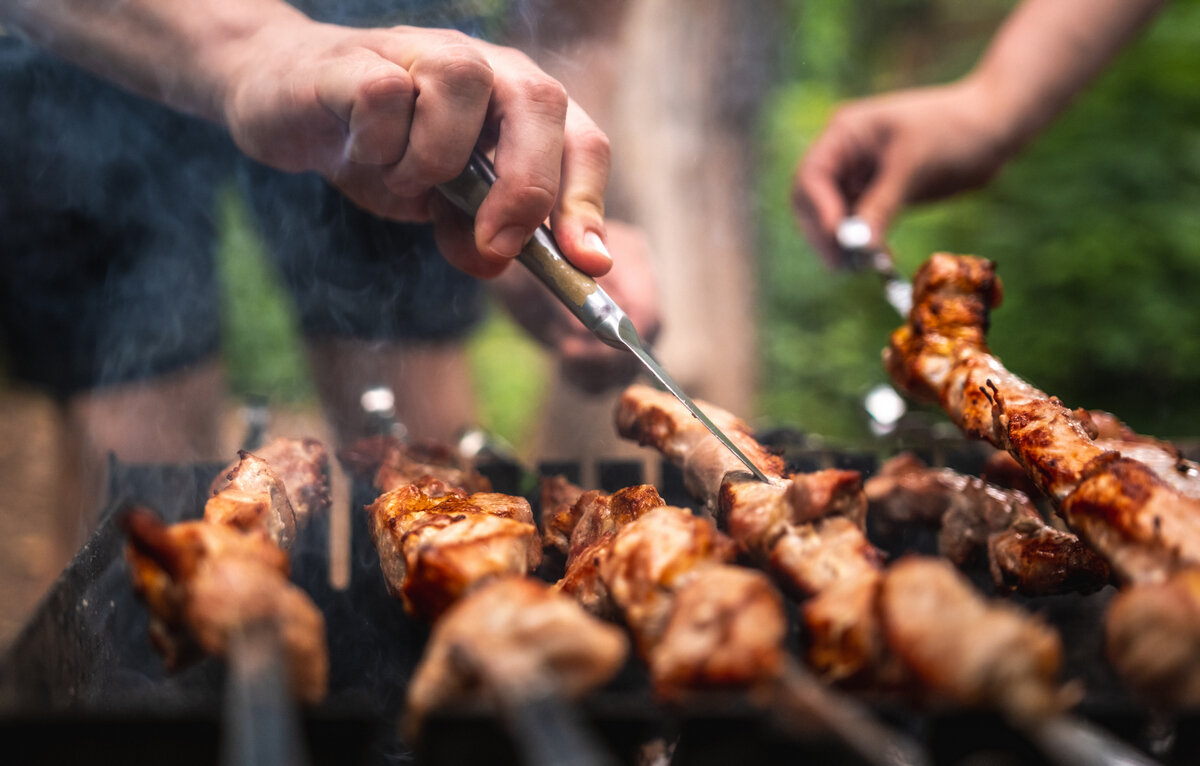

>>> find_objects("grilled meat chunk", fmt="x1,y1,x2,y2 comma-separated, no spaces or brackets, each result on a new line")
879,557,1065,718
204,451,298,548
866,453,1109,596
884,253,1200,584
339,435,493,494
1106,568,1200,710
122,508,328,703
213,437,331,530
406,576,628,728
366,478,541,620
538,474,587,560
556,485,667,618
600,505,739,654
615,384,785,503
803,556,1067,718
650,565,787,700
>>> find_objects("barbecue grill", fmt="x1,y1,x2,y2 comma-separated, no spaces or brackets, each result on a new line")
1,433,1197,765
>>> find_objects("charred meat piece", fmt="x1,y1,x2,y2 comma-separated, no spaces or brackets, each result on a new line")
538,474,587,560
879,557,1066,718
615,384,786,503
650,565,787,701
405,576,628,729
883,253,1200,584
618,383,878,602
122,508,328,703
366,478,542,621
866,453,1109,596
564,501,788,698
803,556,1068,719
339,435,492,494
204,451,298,548
556,485,666,618
1106,568,1200,710
600,505,739,656
211,437,331,531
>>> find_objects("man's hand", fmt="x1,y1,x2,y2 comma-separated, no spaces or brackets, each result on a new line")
493,220,660,393
793,80,1014,268
221,23,613,280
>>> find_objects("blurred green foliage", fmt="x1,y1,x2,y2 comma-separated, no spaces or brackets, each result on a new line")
214,187,315,403
759,0,1200,443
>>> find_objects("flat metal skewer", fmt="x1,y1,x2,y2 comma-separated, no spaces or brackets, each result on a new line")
439,150,773,483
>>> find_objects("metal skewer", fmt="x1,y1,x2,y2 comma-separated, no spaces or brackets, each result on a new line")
439,150,772,483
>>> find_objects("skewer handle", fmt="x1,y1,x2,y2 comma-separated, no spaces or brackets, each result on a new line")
438,150,612,329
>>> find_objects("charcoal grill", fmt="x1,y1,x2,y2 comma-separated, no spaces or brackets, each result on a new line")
1,436,1197,765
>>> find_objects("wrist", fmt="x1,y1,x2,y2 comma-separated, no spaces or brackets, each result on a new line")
192,2,312,126
955,69,1039,164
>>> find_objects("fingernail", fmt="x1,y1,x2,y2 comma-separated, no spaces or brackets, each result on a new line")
584,230,612,264
489,225,527,258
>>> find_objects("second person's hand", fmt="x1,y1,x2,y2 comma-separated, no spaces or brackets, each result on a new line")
792,78,1019,268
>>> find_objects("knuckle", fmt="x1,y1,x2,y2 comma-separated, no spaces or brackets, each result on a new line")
516,75,569,118
398,148,465,187
437,47,495,93
504,176,558,221
572,125,611,167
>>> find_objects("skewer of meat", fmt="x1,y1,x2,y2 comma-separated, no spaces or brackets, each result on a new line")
122,438,333,703
866,452,1110,596
353,445,628,762
616,384,1067,718
551,481,930,766
884,253,1200,712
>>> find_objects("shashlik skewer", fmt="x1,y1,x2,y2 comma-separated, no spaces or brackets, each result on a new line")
884,253,1200,711
349,442,628,761
884,253,1200,583
549,480,930,766
615,384,1171,765
122,438,332,703
615,385,1072,718
866,452,1111,596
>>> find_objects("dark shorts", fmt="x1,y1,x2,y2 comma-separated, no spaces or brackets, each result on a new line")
0,39,483,399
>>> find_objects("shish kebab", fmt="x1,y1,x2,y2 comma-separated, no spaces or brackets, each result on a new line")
885,252,1200,711
543,480,931,766
349,445,628,763
352,437,926,765
615,384,1066,716
616,384,1165,766
122,437,332,704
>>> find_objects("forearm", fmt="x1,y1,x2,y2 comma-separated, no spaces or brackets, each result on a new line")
0,0,309,124
967,0,1167,151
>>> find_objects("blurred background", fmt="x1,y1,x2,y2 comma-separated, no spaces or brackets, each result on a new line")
3,0,1200,644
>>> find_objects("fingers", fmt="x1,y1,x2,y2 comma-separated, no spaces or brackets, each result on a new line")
428,194,510,279
794,131,853,269
265,27,613,280
793,102,909,268
314,56,416,167
546,103,613,276
471,45,571,265
850,146,914,250
383,39,494,195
